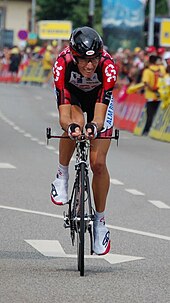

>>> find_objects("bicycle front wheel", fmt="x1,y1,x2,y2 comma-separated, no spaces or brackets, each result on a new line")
77,162,85,276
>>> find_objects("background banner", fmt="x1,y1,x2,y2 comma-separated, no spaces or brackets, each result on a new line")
102,0,146,52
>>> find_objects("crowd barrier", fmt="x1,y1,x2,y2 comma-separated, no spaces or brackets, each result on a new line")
147,104,170,142
113,89,170,143
0,60,52,84
0,64,20,82
20,60,47,84
113,89,146,132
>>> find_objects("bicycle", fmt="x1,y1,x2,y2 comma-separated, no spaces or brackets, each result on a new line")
46,127,119,276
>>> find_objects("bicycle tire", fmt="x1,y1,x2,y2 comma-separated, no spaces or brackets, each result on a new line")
86,174,94,254
77,162,85,276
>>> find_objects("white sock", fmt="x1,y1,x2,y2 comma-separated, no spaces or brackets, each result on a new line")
56,163,69,179
95,211,105,223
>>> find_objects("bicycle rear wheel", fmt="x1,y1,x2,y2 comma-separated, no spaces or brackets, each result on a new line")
77,162,85,276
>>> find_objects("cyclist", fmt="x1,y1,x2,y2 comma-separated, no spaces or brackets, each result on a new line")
51,26,118,255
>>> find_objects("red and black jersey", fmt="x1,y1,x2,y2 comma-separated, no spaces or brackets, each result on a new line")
53,46,118,107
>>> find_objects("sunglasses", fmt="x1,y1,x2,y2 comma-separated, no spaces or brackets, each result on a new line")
76,55,101,64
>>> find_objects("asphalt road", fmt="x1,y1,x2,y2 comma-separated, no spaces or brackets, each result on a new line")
0,83,170,303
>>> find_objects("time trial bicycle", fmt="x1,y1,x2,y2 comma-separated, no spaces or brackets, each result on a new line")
46,127,119,276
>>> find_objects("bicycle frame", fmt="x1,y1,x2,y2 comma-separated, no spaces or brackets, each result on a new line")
46,127,119,276
63,134,95,276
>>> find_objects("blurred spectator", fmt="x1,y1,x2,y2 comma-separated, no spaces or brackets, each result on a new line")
9,47,21,80
0,50,4,73
0,47,10,79
133,49,145,83
17,47,31,80
163,51,170,67
39,41,48,56
3,47,11,65
156,55,166,77
32,46,42,61
157,65,170,109
157,47,165,57
42,45,54,83
145,45,157,55
51,40,59,58
141,55,161,135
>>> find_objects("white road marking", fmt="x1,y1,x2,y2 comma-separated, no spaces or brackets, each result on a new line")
0,110,45,144
110,178,124,185
0,163,16,169
106,224,170,241
25,240,66,257
25,239,144,264
13,126,21,131
17,128,25,134
38,141,46,145
50,112,59,118
8,121,15,126
46,145,56,150
0,205,63,219
30,137,39,142
148,200,170,209
24,133,32,138
125,189,145,196
1,205,170,241
103,253,144,265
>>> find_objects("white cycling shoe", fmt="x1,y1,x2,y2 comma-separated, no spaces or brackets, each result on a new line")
51,176,68,205
93,220,110,255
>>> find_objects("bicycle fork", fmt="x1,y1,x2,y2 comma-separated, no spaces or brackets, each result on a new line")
63,167,94,253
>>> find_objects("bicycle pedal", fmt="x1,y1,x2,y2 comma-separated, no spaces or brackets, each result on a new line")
63,220,70,228
63,213,70,228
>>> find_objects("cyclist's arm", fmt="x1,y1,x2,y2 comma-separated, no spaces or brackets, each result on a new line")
58,104,72,131
53,55,73,131
92,58,117,130
53,55,72,107
92,103,107,131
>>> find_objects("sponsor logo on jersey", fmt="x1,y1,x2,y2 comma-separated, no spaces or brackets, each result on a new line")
103,97,114,130
69,72,101,91
105,64,117,83
53,61,63,81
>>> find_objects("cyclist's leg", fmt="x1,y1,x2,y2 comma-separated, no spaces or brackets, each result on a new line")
90,138,111,255
89,96,114,212
89,138,111,213
51,105,84,205
89,96,113,254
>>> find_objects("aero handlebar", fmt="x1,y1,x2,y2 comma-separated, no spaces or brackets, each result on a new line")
46,127,119,146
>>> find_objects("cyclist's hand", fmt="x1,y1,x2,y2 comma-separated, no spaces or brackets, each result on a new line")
68,123,81,139
85,122,98,139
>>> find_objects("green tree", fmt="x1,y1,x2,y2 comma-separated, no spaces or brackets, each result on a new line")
145,0,169,16
36,0,102,34
71,0,102,32
36,0,77,21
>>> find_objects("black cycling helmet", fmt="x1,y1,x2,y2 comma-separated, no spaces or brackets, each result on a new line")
69,26,103,58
